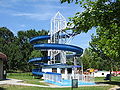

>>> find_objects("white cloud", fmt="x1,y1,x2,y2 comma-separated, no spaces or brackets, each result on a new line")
34,4,64,9
0,0,81,21
0,0,63,20
20,24,26,27
12,12,53,20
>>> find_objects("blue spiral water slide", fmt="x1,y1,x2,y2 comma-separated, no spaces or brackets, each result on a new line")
28,34,83,75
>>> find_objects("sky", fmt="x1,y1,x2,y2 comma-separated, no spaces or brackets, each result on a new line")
0,0,96,50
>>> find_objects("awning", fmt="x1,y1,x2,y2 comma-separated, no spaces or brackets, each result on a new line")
0,52,7,61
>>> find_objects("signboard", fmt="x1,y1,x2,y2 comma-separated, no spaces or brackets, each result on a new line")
72,79,78,88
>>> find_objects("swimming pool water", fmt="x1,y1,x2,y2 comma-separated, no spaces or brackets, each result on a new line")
44,79,95,86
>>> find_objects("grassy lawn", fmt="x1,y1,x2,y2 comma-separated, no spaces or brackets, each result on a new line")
95,76,120,82
7,73,48,86
95,76,120,87
0,85,113,90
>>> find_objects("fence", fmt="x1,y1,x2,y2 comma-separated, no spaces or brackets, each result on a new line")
44,72,94,83
62,74,94,82
43,72,62,83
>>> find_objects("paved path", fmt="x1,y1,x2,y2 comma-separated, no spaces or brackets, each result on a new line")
0,79,66,88
109,86,120,90
0,79,48,87
0,79,23,85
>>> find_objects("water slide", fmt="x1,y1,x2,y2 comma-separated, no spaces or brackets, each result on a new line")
28,35,83,76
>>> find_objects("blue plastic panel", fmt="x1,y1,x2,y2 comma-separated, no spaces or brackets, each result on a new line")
28,56,50,63
34,43,83,56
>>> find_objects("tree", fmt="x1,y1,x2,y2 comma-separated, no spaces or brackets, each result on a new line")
0,27,23,71
17,29,48,71
60,0,120,34
0,27,14,41
80,48,109,70
29,50,43,59
60,0,79,3
0,27,48,72
89,26,120,73
80,49,92,70
60,0,120,81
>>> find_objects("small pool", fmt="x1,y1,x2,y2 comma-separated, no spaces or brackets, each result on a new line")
45,79,95,86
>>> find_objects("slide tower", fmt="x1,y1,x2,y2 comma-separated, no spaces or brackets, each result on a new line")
29,12,83,76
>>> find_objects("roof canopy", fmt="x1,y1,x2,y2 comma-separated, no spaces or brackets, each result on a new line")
0,52,7,61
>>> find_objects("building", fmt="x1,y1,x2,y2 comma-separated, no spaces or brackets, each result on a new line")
93,71,110,77
0,52,7,80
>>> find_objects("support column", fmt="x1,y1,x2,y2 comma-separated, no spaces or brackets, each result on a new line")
57,68,61,73
0,60,3,80
72,68,75,79
74,57,77,65
80,58,84,81
65,68,67,79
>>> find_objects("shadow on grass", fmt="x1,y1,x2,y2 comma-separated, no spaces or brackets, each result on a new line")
0,87,6,90
96,81,120,90
96,81,120,86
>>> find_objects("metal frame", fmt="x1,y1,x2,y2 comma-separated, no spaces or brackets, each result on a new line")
48,12,67,64
48,12,82,68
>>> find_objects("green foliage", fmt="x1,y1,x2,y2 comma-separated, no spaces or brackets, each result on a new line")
80,49,92,69
16,29,48,71
60,0,120,73
0,27,14,41
0,27,48,72
29,50,43,59
90,26,120,71
61,0,120,33
80,48,109,70
60,0,79,3
0,27,22,70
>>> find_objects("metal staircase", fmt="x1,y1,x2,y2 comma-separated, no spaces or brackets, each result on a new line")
48,12,67,64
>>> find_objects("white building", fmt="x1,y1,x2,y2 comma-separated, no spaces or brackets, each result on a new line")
93,71,110,77
42,64,82,80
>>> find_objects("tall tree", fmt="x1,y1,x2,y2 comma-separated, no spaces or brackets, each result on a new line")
17,29,48,71
0,27,23,71
61,0,120,32
0,27,48,71
60,0,120,81
80,48,109,70
29,50,43,59
90,26,120,73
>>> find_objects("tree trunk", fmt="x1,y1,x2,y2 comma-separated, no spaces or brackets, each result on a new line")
109,63,112,82
109,68,112,82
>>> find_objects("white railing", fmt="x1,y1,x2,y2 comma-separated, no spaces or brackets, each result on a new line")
43,73,62,83
62,74,94,82
44,73,94,84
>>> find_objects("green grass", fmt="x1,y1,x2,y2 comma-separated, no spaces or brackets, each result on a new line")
94,76,120,82
7,73,48,86
111,76,120,81
0,85,113,90
94,76,120,87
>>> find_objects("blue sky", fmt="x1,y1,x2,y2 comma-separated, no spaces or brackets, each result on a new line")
0,0,96,50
